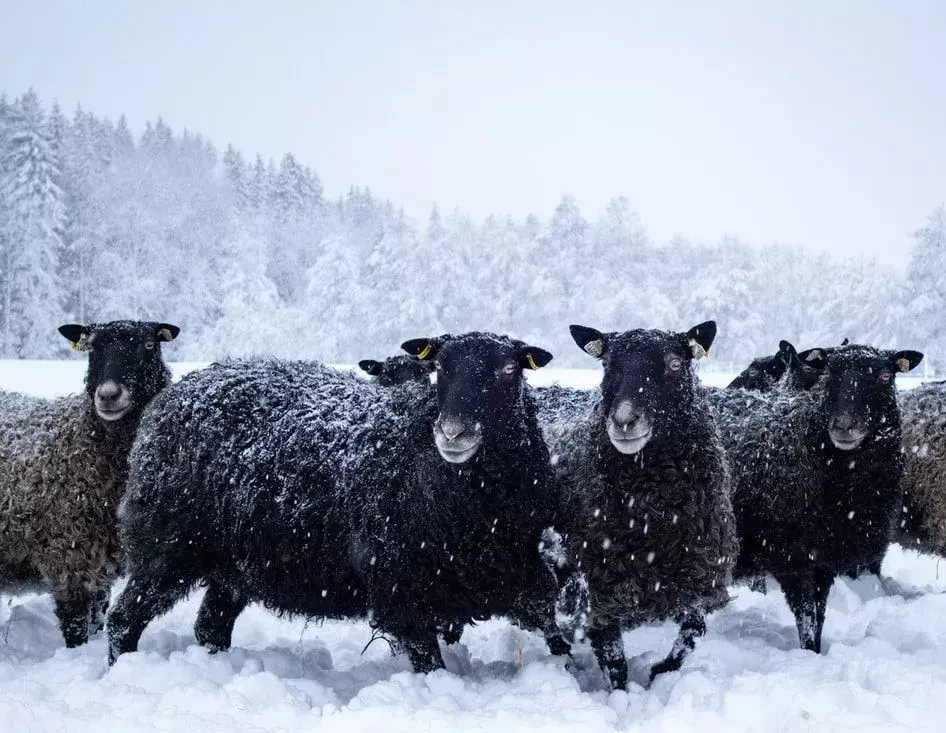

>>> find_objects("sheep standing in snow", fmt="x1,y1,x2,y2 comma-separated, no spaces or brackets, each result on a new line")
358,354,434,386
893,382,946,561
538,321,737,689
108,332,565,670
727,344,922,651
359,352,569,651
0,320,179,647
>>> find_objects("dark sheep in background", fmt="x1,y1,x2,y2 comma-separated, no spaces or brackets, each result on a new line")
891,382,946,567
707,344,828,595
108,332,566,671
727,340,794,391
358,354,434,386
726,344,922,652
0,320,179,647
709,343,828,436
728,340,827,393
538,321,737,690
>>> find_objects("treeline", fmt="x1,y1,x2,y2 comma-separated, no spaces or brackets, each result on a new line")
0,88,943,368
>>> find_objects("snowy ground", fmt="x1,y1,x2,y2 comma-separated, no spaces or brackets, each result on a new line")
0,360,942,732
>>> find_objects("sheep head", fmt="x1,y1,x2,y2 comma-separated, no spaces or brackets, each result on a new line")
402,332,552,464
58,320,179,423
570,321,716,455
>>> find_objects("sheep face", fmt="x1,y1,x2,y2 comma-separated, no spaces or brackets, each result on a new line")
729,340,827,393
727,351,788,391
570,321,716,455
357,355,434,387
822,344,922,451
402,332,552,464
788,345,829,390
58,320,179,422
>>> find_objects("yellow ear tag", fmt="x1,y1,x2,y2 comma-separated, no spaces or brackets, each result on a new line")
584,339,604,358
526,353,540,370
689,339,708,359
70,342,79,351
897,357,910,373
417,344,432,360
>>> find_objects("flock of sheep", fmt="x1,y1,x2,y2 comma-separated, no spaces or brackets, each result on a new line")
0,317,943,692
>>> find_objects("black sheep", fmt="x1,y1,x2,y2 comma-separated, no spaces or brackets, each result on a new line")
108,332,563,670
727,341,794,391
358,354,434,386
538,321,737,689
728,344,922,652
728,340,826,393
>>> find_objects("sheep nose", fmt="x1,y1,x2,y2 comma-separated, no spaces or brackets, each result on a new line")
440,418,466,442
611,401,641,428
832,414,856,432
96,382,122,402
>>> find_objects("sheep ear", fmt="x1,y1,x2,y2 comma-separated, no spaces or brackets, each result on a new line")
402,338,440,360
686,321,716,359
570,325,606,359
58,324,91,351
777,340,797,365
358,359,384,376
840,337,850,346
797,348,827,371
518,346,553,370
155,323,180,342
891,350,923,373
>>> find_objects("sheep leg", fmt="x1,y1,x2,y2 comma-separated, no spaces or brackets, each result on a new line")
747,576,768,594
194,580,247,652
545,628,572,657
440,623,463,646
53,588,94,648
400,631,445,673
780,569,834,653
588,623,627,690
107,574,192,664
88,585,111,636
648,608,706,683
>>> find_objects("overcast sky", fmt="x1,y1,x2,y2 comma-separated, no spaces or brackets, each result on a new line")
2,0,943,266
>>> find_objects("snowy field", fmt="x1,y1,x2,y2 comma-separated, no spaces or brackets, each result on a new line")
0,360,943,733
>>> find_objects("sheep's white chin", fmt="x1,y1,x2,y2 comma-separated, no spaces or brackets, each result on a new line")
435,436,482,464
609,433,652,455
607,418,652,455
829,432,866,451
95,405,131,421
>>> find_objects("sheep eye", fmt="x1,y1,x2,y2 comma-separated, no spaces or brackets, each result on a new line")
502,363,517,376
668,358,682,372
144,341,156,350
879,371,892,383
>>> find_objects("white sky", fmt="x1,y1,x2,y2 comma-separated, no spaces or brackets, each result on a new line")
2,0,944,266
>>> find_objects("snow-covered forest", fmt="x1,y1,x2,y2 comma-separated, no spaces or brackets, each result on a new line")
0,88,943,367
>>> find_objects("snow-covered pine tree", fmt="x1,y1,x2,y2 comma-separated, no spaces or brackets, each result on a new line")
0,91,66,356
222,144,250,212
903,205,946,369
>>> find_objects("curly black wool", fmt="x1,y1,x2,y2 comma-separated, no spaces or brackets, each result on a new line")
536,323,737,689
109,333,560,671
